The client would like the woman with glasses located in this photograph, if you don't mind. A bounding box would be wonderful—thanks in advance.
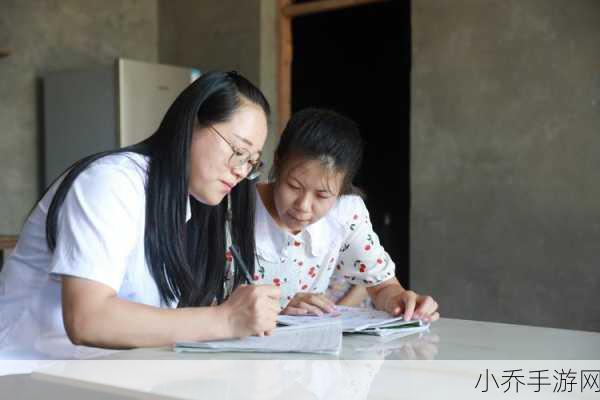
[253,108,440,321]
[0,71,280,361]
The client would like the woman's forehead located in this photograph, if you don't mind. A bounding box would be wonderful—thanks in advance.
[284,157,345,191]
[221,103,268,151]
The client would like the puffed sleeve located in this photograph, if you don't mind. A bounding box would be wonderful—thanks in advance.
[49,159,145,292]
[336,196,396,287]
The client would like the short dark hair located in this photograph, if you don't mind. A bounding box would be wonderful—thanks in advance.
[271,108,364,195]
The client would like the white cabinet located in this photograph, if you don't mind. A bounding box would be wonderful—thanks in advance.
[43,58,200,187]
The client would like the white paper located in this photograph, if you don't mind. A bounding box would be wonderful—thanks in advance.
[175,321,342,355]
[353,325,430,337]
[277,306,427,333]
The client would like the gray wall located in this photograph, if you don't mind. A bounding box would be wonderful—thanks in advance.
[0,0,278,236]
[0,0,159,234]
[159,0,261,83]
[158,0,279,177]
[411,0,600,331]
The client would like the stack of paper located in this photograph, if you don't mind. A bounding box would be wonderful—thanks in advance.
[174,321,342,355]
[175,307,429,355]
[276,306,429,337]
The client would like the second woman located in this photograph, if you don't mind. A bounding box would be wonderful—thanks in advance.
[253,108,439,321]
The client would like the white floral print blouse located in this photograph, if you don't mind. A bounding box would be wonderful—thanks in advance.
[252,190,396,309]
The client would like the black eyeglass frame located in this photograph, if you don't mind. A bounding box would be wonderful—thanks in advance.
[209,125,264,180]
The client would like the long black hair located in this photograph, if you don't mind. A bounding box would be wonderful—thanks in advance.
[271,108,363,195]
[46,71,270,307]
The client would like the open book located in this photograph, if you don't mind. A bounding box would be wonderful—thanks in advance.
[174,321,342,355]
[276,306,429,337]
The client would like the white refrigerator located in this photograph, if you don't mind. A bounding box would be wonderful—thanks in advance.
[43,58,200,188]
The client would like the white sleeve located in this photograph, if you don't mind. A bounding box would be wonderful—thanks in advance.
[336,196,396,287]
[49,161,145,292]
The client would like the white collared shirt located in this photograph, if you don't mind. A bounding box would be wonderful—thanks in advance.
[0,152,188,360]
[253,189,396,309]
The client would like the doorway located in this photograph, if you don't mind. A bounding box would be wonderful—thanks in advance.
[288,0,411,287]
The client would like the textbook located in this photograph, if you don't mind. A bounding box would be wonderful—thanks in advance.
[174,320,342,355]
[276,306,429,337]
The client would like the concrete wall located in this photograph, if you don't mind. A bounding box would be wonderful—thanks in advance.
[0,0,158,234]
[158,0,279,176]
[159,0,261,82]
[0,0,278,237]
[411,0,600,331]
[259,0,279,167]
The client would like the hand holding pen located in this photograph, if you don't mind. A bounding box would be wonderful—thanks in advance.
[228,245,255,285]
[219,245,281,337]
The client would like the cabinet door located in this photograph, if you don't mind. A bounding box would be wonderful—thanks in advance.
[118,59,199,146]
[44,67,118,187]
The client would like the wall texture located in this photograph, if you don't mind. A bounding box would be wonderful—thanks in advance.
[411,0,600,331]
[0,0,277,236]
[0,0,158,234]
[158,0,279,176]
[159,0,261,82]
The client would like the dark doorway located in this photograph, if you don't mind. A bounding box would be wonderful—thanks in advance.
[291,0,411,287]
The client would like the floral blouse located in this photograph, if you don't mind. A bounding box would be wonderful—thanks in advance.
[252,190,395,309]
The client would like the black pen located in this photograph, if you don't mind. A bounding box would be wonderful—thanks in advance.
[229,245,254,285]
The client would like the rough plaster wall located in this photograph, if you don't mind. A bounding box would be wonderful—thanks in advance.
[411,0,600,331]
[0,0,158,234]
[258,0,279,174]
[159,0,278,176]
[158,0,261,82]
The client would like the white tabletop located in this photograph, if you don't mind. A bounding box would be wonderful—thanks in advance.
[2,318,599,400]
[93,317,600,360]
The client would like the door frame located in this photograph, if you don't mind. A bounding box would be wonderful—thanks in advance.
[277,0,388,132]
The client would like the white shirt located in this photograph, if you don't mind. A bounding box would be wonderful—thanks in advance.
[253,190,396,309]
[0,152,188,361]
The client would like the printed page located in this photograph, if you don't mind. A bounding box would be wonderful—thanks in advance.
[356,324,430,337]
[175,322,342,355]
[277,306,423,332]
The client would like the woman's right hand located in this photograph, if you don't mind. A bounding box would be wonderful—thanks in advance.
[220,284,281,338]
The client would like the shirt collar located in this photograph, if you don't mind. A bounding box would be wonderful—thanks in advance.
[255,192,287,261]
[255,188,336,260]
[304,217,332,257]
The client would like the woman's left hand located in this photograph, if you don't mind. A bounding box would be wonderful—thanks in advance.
[385,290,439,322]
[368,279,439,322]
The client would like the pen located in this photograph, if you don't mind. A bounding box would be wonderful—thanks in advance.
[229,245,254,285]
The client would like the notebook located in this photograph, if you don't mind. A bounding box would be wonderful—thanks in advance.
[174,320,342,355]
[276,306,429,337]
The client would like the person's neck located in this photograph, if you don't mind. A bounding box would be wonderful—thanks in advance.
[257,182,302,235]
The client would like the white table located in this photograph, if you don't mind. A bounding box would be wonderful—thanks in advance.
[94,317,600,360]
[2,318,599,399]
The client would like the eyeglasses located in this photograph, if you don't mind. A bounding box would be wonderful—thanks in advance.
[209,125,264,180]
